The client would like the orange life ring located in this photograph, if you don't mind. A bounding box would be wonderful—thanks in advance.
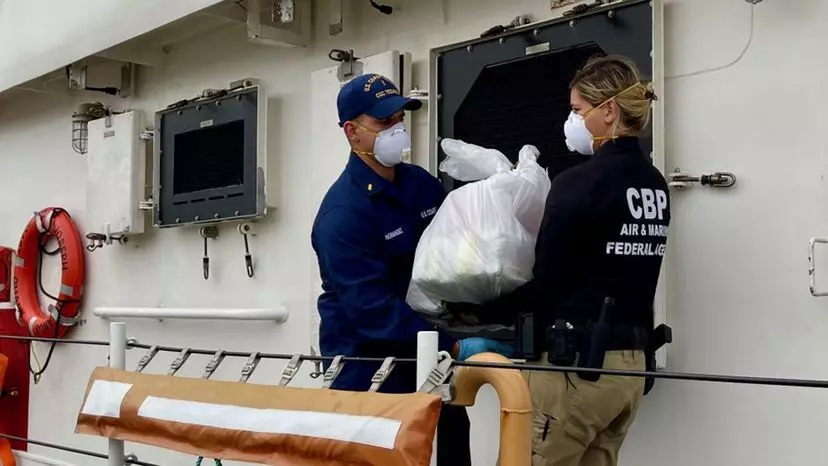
[14,208,85,338]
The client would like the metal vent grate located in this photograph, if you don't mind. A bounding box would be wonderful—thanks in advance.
[173,120,245,196]
[454,44,603,177]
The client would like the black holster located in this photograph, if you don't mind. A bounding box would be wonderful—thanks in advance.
[575,297,615,382]
[515,312,544,360]
[643,323,673,395]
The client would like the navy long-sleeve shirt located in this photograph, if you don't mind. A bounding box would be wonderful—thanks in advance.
[312,154,456,392]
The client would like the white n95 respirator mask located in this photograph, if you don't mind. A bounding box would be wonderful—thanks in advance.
[372,122,411,167]
[563,111,595,156]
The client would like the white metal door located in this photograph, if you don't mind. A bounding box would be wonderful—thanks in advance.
[308,50,413,376]
[621,1,828,464]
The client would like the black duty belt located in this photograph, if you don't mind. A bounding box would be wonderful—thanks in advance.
[600,324,649,351]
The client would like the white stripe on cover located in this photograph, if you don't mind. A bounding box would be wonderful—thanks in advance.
[137,396,402,450]
[80,380,133,418]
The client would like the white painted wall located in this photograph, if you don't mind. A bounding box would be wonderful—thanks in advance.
[0,0,224,92]
[1,0,826,465]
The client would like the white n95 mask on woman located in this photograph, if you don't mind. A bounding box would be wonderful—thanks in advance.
[563,111,595,156]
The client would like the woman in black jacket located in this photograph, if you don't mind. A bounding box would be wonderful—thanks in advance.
[479,54,669,466]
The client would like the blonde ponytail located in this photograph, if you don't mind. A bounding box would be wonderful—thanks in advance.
[570,55,656,137]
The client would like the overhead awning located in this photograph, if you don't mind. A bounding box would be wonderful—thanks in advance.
[0,0,225,94]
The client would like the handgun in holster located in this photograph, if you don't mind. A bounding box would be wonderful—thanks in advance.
[643,323,673,395]
[575,297,616,382]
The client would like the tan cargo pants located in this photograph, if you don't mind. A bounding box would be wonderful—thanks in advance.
[523,350,645,466]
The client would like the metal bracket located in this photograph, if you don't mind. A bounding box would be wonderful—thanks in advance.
[202,350,226,379]
[67,64,88,90]
[330,49,363,83]
[85,229,128,252]
[278,354,303,386]
[239,352,262,383]
[168,348,191,376]
[137,199,155,211]
[668,169,737,190]
[368,357,396,392]
[322,355,345,389]
[809,238,828,297]
[135,345,159,372]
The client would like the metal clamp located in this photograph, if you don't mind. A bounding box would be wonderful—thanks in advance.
[239,223,255,278]
[279,354,303,386]
[202,350,226,379]
[668,169,737,190]
[322,355,345,389]
[168,348,191,376]
[135,345,159,372]
[417,351,455,401]
[809,238,828,297]
[368,357,396,392]
[200,226,219,280]
[239,352,262,383]
[308,347,323,379]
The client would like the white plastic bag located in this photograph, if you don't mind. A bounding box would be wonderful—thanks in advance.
[438,139,514,182]
[409,139,551,305]
[406,281,442,316]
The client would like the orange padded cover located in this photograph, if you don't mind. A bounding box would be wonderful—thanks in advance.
[75,367,441,466]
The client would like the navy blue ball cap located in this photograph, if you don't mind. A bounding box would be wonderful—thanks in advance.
[337,73,422,126]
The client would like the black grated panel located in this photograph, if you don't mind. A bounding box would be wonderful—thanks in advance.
[454,45,602,174]
[156,87,260,226]
[173,120,245,195]
[435,0,654,191]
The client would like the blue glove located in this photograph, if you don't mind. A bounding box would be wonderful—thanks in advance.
[457,337,514,361]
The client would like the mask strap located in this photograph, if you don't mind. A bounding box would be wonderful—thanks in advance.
[347,121,378,157]
[588,82,647,142]
[350,121,378,136]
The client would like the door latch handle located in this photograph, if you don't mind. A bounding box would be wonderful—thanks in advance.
[668,169,736,190]
[809,238,828,297]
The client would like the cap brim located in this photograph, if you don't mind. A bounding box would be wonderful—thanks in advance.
[365,95,423,120]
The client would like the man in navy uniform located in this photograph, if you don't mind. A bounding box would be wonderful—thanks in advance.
[311,73,512,464]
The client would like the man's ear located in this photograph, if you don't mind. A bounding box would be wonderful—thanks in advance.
[343,121,358,143]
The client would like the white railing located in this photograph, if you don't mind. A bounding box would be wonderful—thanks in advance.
[14,451,79,466]
[92,306,289,323]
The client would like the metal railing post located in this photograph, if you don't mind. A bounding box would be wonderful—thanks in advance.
[416,331,439,466]
[108,322,126,466]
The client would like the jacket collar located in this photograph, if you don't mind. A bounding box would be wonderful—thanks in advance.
[594,136,644,158]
